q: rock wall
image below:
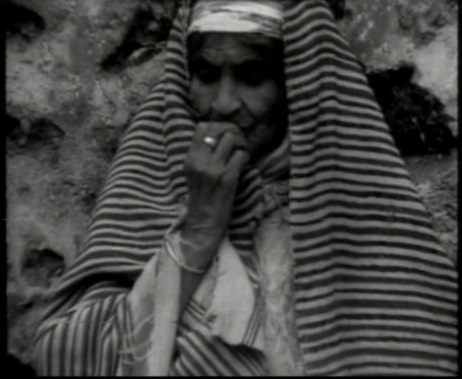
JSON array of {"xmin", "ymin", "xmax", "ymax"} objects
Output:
[{"xmin": 6, "ymin": 0, "xmax": 457, "ymax": 370}]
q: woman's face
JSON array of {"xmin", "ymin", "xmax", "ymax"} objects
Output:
[{"xmin": 188, "ymin": 33, "xmax": 287, "ymax": 161}]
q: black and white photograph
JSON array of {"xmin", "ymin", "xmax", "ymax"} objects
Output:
[{"xmin": 6, "ymin": 0, "xmax": 458, "ymax": 376}]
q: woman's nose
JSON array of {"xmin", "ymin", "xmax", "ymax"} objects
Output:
[{"xmin": 211, "ymin": 76, "xmax": 241, "ymax": 119}]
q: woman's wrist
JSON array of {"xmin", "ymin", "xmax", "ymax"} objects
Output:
[
  {"xmin": 177, "ymin": 223, "xmax": 223, "ymax": 270},
  {"xmin": 164, "ymin": 236, "xmax": 208, "ymax": 274}
]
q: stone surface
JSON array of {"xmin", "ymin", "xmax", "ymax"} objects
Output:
[
  {"xmin": 404, "ymin": 150, "xmax": 458, "ymax": 264},
  {"xmin": 338, "ymin": 0, "xmax": 458, "ymax": 136},
  {"xmin": 366, "ymin": 65, "xmax": 455, "ymax": 156},
  {"xmin": 21, "ymin": 248, "xmax": 65, "ymax": 288},
  {"xmin": 7, "ymin": 0, "xmax": 457, "ymax": 367}
]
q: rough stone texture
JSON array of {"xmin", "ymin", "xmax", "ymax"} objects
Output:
[
  {"xmin": 338, "ymin": 0, "xmax": 458, "ymax": 136},
  {"xmin": 404, "ymin": 150, "xmax": 457, "ymax": 263},
  {"xmin": 6, "ymin": 0, "xmax": 457, "ymax": 369},
  {"xmin": 366, "ymin": 65, "xmax": 455, "ymax": 156}
]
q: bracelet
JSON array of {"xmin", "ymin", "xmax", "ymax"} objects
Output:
[{"xmin": 164, "ymin": 236, "xmax": 207, "ymax": 274}]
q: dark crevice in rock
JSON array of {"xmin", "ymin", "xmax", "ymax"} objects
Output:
[
  {"xmin": 7, "ymin": 116, "xmax": 65, "ymax": 149},
  {"xmin": 29, "ymin": 118, "xmax": 66, "ymax": 142},
  {"xmin": 20, "ymin": 248, "xmax": 65, "ymax": 288},
  {"xmin": 7, "ymin": 114, "xmax": 25, "ymax": 144},
  {"xmin": 101, "ymin": 4, "xmax": 175, "ymax": 72},
  {"xmin": 81, "ymin": 192, "xmax": 98, "ymax": 214},
  {"xmin": 325, "ymin": 0, "xmax": 346, "ymax": 20},
  {"xmin": 366, "ymin": 64, "xmax": 456, "ymax": 156},
  {"xmin": 6, "ymin": 1, "xmax": 45, "ymax": 42}
]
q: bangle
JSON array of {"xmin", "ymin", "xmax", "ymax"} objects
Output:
[{"xmin": 164, "ymin": 236, "xmax": 207, "ymax": 274}]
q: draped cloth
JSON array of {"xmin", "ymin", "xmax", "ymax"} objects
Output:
[
  {"xmin": 33, "ymin": 0, "xmax": 457, "ymax": 375},
  {"xmin": 188, "ymin": 0, "xmax": 283, "ymax": 38}
]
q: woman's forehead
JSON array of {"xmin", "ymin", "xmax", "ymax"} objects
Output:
[{"xmin": 188, "ymin": 33, "xmax": 281, "ymax": 65}]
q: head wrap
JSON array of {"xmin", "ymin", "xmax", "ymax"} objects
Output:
[
  {"xmin": 188, "ymin": 0, "xmax": 283, "ymax": 38},
  {"xmin": 36, "ymin": 0, "xmax": 457, "ymax": 375}
]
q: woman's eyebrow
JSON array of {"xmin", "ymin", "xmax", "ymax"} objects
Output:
[
  {"xmin": 238, "ymin": 59, "xmax": 267, "ymax": 68},
  {"xmin": 237, "ymin": 59, "xmax": 275, "ymax": 74},
  {"xmin": 189, "ymin": 56, "xmax": 217, "ymax": 70}
]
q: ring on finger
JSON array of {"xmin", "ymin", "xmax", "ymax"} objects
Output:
[{"xmin": 203, "ymin": 136, "xmax": 218, "ymax": 148}]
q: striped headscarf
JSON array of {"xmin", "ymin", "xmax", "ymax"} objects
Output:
[{"xmin": 34, "ymin": 0, "xmax": 457, "ymax": 375}]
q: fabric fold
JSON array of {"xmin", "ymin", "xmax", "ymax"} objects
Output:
[{"xmin": 203, "ymin": 237, "xmax": 265, "ymax": 351}]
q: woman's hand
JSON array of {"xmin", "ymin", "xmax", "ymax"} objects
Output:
[{"xmin": 180, "ymin": 121, "xmax": 249, "ymax": 269}]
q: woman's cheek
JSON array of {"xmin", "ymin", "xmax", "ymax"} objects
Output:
[
  {"xmin": 245, "ymin": 85, "xmax": 280, "ymax": 121},
  {"xmin": 190, "ymin": 82, "xmax": 213, "ymax": 116}
]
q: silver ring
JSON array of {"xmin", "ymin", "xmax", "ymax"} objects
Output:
[{"xmin": 203, "ymin": 136, "xmax": 218, "ymax": 148}]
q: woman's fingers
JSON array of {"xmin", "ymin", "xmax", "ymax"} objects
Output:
[
  {"xmin": 188, "ymin": 121, "xmax": 248, "ymax": 185},
  {"xmin": 213, "ymin": 131, "xmax": 248, "ymax": 165},
  {"xmin": 223, "ymin": 149, "xmax": 249, "ymax": 184},
  {"xmin": 184, "ymin": 122, "xmax": 249, "ymax": 238},
  {"xmin": 191, "ymin": 121, "xmax": 247, "ymax": 166},
  {"xmin": 191, "ymin": 122, "xmax": 208, "ymax": 145},
  {"xmin": 197, "ymin": 122, "xmax": 241, "ymax": 148}
]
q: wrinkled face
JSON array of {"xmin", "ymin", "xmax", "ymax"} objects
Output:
[{"xmin": 188, "ymin": 33, "xmax": 287, "ymax": 161}]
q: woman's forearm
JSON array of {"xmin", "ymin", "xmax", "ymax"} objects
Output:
[
  {"xmin": 161, "ymin": 240, "xmax": 207, "ymax": 314},
  {"xmin": 125, "ymin": 228, "xmax": 220, "ymax": 375},
  {"xmin": 168, "ymin": 226, "xmax": 222, "ymax": 314}
]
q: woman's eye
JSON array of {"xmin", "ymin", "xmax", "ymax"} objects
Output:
[
  {"xmin": 193, "ymin": 63, "xmax": 220, "ymax": 84},
  {"xmin": 241, "ymin": 70, "xmax": 267, "ymax": 86},
  {"xmin": 197, "ymin": 70, "xmax": 219, "ymax": 84},
  {"xmin": 239, "ymin": 63, "xmax": 269, "ymax": 86}
]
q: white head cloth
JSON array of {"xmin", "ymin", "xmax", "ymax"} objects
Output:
[{"xmin": 188, "ymin": 0, "xmax": 284, "ymax": 39}]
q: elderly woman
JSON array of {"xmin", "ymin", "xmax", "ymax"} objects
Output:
[{"xmin": 33, "ymin": 0, "xmax": 457, "ymax": 376}]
